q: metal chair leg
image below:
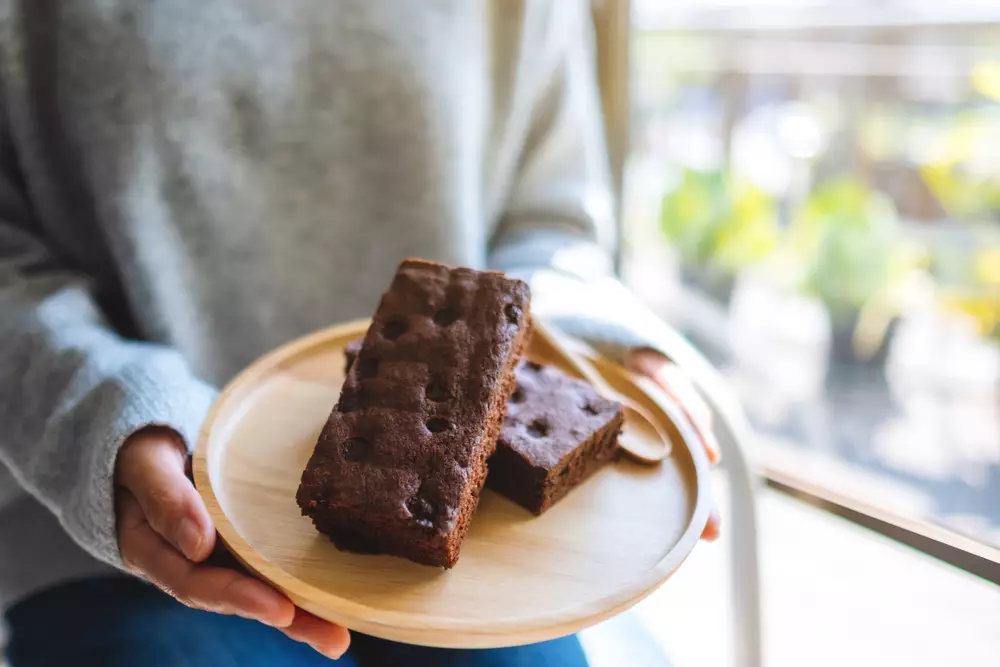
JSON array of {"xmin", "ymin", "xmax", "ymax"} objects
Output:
[
  {"xmin": 639, "ymin": 319, "xmax": 764, "ymax": 667},
  {"xmin": 716, "ymin": 413, "xmax": 763, "ymax": 667}
]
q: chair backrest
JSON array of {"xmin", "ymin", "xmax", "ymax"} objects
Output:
[
  {"xmin": 590, "ymin": 0, "xmax": 630, "ymax": 269},
  {"xmin": 591, "ymin": 0, "xmax": 630, "ymax": 214}
]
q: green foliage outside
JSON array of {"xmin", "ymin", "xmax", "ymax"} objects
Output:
[
  {"xmin": 658, "ymin": 168, "xmax": 780, "ymax": 275},
  {"xmin": 789, "ymin": 178, "xmax": 911, "ymax": 320},
  {"xmin": 659, "ymin": 171, "xmax": 928, "ymax": 322}
]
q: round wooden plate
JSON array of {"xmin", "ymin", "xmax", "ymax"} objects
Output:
[{"xmin": 193, "ymin": 319, "xmax": 711, "ymax": 648}]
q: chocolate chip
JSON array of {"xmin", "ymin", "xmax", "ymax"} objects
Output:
[
  {"xmin": 510, "ymin": 385, "xmax": 525, "ymax": 403},
  {"xmin": 382, "ymin": 318, "xmax": 408, "ymax": 340},
  {"xmin": 425, "ymin": 378, "xmax": 449, "ymax": 402},
  {"xmin": 337, "ymin": 390, "xmax": 361, "ymax": 413},
  {"xmin": 307, "ymin": 490, "xmax": 328, "ymax": 510},
  {"xmin": 406, "ymin": 495, "xmax": 435, "ymax": 527},
  {"xmin": 433, "ymin": 307, "xmax": 459, "ymax": 326},
  {"xmin": 524, "ymin": 361, "xmax": 543, "ymax": 372},
  {"xmin": 425, "ymin": 417, "xmax": 451, "ymax": 434},
  {"xmin": 583, "ymin": 403, "xmax": 599, "ymax": 416},
  {"xmin": 504, "ymin": 303, "xmax": 521, "ymax": 325},
  {"xmin": 527, "ymin": 418, "xmax": 550, "ymax": 437},
  {"xmin": 342, "ymin": 437, "xmax": 369, "ymax": 462}
]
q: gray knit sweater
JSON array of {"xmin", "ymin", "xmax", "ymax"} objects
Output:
[{"xmin": 0, "ymin": 0, "xmax": 659, "ymax": 608}]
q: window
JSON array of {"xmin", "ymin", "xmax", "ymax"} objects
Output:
[{"xmin": 623, "ymin": 0, "xmax": 1000, "ymax": 551}]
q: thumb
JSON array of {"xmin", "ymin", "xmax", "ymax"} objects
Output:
[{"xmin": 116, "ymin": 427, "xmax": 216, "ymax": 562}]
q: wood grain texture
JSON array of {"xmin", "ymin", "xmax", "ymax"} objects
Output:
[{"xmin": 193, "ymin": 320, "xmax": 711, "ymax": 648}]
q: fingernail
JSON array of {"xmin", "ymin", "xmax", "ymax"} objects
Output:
[
  {"xmin": 229, "ymin": 579, "xmax": 281, "ymax": 619},
  {"xmin": 703, "ymin": 431, "xmax": 721, "ymax": 464},
  {"xmin": 314, "ymin": 644, "xmax": 346, "ymax": 660},
  {"xmin": 233, "ymin": 608, "xmax": 278, "ymax": 627},
  {"xmin": 248, "ymin": 612, "xmax": 283, "ymax": 628},
  {"xmin": 175, "ymin": 517, "xmax": 204, "ymax": 560},
  {"xmin": 703, "ymin": 509, "xmax": 722, "ymax": 541}
]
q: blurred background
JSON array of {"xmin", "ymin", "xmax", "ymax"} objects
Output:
[
  {"xmin": 582, "ymin": 0, "xmax": 1000, "ymax": 665},
  {"xmin": 624, "ymin": 0, "xmax": 1000, "ymax": 549}
]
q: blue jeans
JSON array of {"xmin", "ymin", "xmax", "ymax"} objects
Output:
[{"xmin": 3, "ymin": 576, "xmax": 588, "ymax": 667}]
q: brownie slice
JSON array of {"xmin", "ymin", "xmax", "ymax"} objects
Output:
[
  {"xmin": 487, "ymin": 361, "xmax": 624, "ymax": 515},
  {"xmin": 297, "ymin": 259, "xmax": 532, "ymax": 568}
]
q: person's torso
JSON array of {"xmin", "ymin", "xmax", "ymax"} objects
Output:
[
  {"xmin": 0, "ymin": 0, "xmax": 561, "ymax": 558},
  {"xmin": 0, "ymin": 0, "xmax": 549, "ymax": 384}
]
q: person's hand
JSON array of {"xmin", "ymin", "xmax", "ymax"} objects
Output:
[
  {"xmin": 115, "ymin": 427, "xmax": 351, "ymax": 659},
  {"xmin": 625, "ymin": 348, "xmax": 722, "ymax": 541}
]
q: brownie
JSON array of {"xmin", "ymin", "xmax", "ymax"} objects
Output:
[
  {"xmin": 487, "ymin": 361, "xmax": 624, "ymax": 514},
  {"xmin": 297, "ymin": 259, "xmax": 532, "ymax": 568}
]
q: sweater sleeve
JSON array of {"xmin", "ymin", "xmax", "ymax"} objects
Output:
[
  {"xmin": 0, "ymin": 103, "xmax": 217, "ymax": 571},
  {"xmin": 487, "ymin": 0, "xmax": 673, "ymax": 363}
]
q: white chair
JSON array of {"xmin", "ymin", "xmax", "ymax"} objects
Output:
[{"xmin": 640, "ymin": 315, "xmax": 764, "ymax": 667}]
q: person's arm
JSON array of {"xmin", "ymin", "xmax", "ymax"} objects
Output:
[
  {"xmin": 488, "ymin": 0, "xmax": 615, "ymax": 290},
  {"xmin": 488, "ymin": 1, "xmax": 721, "ymax": 539},
  {"xmin": 0, "ymin": 146, "xmax": 217, "ymax": 568},
  {"xmin": 487, "ymin": 0, "xmax": 661, "ymax": 361},
  {"xmin": 0, "ymin": 94, "xmax": 349, "ymax": 657}
]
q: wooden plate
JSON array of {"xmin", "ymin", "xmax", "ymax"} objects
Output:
[{"xmin": 193, "ymin": 320, "xmax": 711, "ymax": 648}]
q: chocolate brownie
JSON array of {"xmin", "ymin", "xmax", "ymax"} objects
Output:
[
  {"xmin": 487, "ymin": 361, "xmax": 624, "ymax": 515},
  {"xmin": 297, "ymin": 259, "xmax": 531, "ymax": 567}
]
